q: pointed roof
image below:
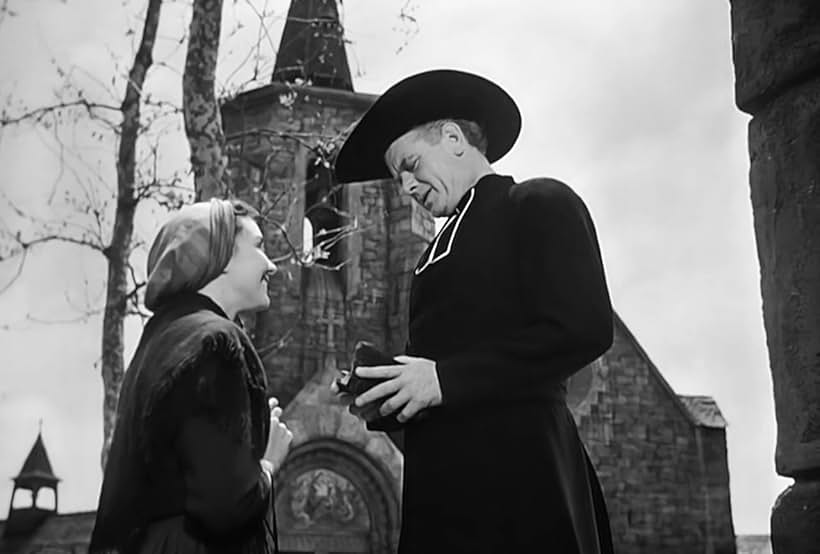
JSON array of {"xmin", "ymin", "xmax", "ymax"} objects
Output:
[
  {"xmin": 272, "ymin": 0, "xmax": 353, "ymax": 91},
  {"xmin": 678, "ymin": 395, "xmax": 728, "ymax": 429},
  {"xmin": 614, "ymin": 313, "xmax": 727, "ymax": 429},
  {"xmin": 13, "ymin": 433, "xmax": 59, "ymax": 488},
  {"xmin": 612, "ymin": 313, "xmax": 721, "ymax": 429}
]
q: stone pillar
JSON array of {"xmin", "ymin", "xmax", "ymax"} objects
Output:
[{"xmin": 729, "ymin": 2, "xmax": 820, "ymax": 552}]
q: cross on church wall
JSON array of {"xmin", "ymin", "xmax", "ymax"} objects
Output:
[{"xmin": 316, "ymin": 309, "xmax": 346, "ymax": 348}]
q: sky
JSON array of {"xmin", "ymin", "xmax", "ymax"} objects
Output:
[{"xmin": 0, "ymin": 0, "xmax": 789, "ymax": 535}]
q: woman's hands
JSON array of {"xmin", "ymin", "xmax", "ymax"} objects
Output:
[{"xmin": 263, "ymin": 397, "xmax": 293, "ymax": 474}]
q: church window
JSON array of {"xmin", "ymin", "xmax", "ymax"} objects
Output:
[{"xmin": 303, "ymin": 155, "xmax": 343, "ymax": 268}]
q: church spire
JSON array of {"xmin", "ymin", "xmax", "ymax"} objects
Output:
[
  {"xmin": 4, "ymin": 430, "xmax": 60, "ymax": 537},
  {"xmin": 13, "ymin": 431, "xmax": 59, "ymax": 489},
  {"xmin": 272, "ymin": 0, "xmax": 353, "ymax": 91}
]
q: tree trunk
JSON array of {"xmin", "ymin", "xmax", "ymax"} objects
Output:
[
  {"xmin": 100, "ymin": 0, "xmax": 163, "ymax": 471},
  {"xmin": 184, "ymin": 0, "xmax": 228, "ymax": 200}
]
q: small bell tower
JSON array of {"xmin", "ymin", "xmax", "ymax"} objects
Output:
[{"xmin": 3, "ymin": 428, "xmax": 60, "ymax": 537}]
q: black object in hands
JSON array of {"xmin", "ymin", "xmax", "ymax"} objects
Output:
[
  {"xmin": 336, "ymin": 341, "xmax": 405, "ymax": 432},
  {"xmin": 336, "ymin": 342, "xmax": 398, "ymax": 395}
]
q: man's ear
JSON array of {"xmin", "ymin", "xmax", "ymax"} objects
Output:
[{"xmin": 440, "ymin": 121, "xmax": 467, "ymax": 156}]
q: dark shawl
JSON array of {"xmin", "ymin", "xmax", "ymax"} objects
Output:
[{"xmin": 89, "ymin": 293, "xmax": 271, "ymax": 553}]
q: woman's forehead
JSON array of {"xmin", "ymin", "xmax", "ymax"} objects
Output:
[{"xmin": 236, "ymin": 216, "xmax": 263, "ymax": 239}]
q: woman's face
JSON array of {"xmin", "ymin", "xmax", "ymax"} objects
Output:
[{"xmin": 222, "ymin": 216, "xmax": 276, "ymax": 314}]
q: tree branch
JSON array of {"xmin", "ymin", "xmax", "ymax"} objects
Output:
[
  {"xmin": 26, "ymin": 310, "xmax": 103, "ymax": 326},
  {"xmin": 0, "ymin": 98, "xmax": 120, "ymax": 127},
  {"xmin": 225, "ymin": 127, "xmax": 341, "ymax": 156},
  {"xmin": 259, "ymin": 212, "xmax": 303, "ymax": 265},
  {"xmin": 2, "ymin": 188, "xmax": 106, "ymax": 247},
  {"xmin": 16, "ymin": 233, "xmax": 106, "ymax": 253},
  {"xmin": 0, "ymin": 247, "xmax": 26, "ymax": 295},
  {"xmin": 256, "ymin": 326, "xmax": 296, "ymax": 356}
]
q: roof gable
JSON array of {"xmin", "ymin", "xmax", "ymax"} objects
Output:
[{"xmin": 612, "ymin": 312, "xmax": 726, "ymax": 429}]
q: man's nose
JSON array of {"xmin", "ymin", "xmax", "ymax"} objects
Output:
[
  {"xmin": 399, "ymin": 172, "xmax": 417, "ymax": 194},
  {"xmin": 266, "ymin": 258, "xmax": 277, "ymax": 274}
]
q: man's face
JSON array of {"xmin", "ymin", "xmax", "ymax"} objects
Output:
[
  {"xmin": 223, "ymin": 216, "xmax": 276, "ymax": 313},
  {"xmin": 385, "ymin": 125, "xmax": 467, "ymax": 217}
]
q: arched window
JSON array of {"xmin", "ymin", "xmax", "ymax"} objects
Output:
[
  {"xmin": 303, "ymin": 155, "xmax": 343, "ymax": 268},
  {"xmin": 302, "ymin": 217, "xmax": 314, "ymax": 255}
]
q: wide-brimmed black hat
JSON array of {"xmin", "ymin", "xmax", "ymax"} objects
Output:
[{"xmin": 334, "ymin": 69, "xmax": 521, "ymax": 183}]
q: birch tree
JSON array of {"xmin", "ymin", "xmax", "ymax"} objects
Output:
[
  {"xmin": 1, "ymin": 0, "xmax": 414, "ymax": 469},
  {"xmin": 0, "ymin": 0, "xmax": 166, "ymax": 470}
]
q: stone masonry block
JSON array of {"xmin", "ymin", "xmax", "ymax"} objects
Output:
[
  {"xmin": 731, "ymin": 0, "xmax": 820, "ymax": 113},
  {"xmin": 748, "ymin": 76, "xmax": 820, "ymax": 475}
]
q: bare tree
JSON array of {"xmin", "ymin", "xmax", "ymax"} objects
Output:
[
  {"xmin": 99, "ymin": 0, "xmax": 163, "ymax": 470},
  {"xmin": 0, "ymin": 0, "xmax": 166, "ymax": 470},
  {"xmin": 184, "ymin": 0, "xmax": 229, "ymax": 199},
  {"xmin": 0, "ymin": 0, "xmax": 337, "ymax": 470},
  {"xmin": 1, "ymin": 0, "xmax": 409, "ymax": 469}
]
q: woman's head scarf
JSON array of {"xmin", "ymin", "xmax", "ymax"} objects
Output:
[{"xmin": 144, "ymin": 199, "xmax": 237, "ymax": 311}]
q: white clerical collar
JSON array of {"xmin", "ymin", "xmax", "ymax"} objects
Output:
[{"xmin": 414, "ymin": 187, "xmax": 475, "ymax": 275}]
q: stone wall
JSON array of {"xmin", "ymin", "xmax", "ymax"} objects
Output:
[
  {"xmin": 221, "ymin": 82, "xmax": 434, "ymax": 408},
  {"xmin": 574, "ymin": 317, "xmax": 735, "ymax": 553},
  {"xmin": 700, "ymin": 426, "xmax": 736, "ymax": 553},
  {"xmin": 222, "ymin": 83, "xmax": 370, "ymax": 406}
]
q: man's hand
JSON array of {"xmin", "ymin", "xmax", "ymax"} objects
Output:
[
  {"xmin": 353, "ymin": 355, "xmax": 442, "ymax": 423},
  {"xmin": 330, "ymin": 371, "xmax": 383, "ymax": 422}
]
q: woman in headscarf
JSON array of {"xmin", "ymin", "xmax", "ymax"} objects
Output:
[{"xmin": 90, "ymin": 199, "xmax": 292, "ymax": 553}]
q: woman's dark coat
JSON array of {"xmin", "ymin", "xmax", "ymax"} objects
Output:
[{"xmin": 90, "ymin": 294, "xmax": 275, "ymax": 553}]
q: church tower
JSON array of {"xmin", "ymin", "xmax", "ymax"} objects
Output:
[
  {"xmin": 271, "ymin": 0, "xmax": 353, "ymax": 90},
  {"xmin": 220, "ymin": 1, "xmax": 434, "ymax": 551},
  {"xmin": 3, "ymin": 430, "xmax": 60, "ymax": 537}
]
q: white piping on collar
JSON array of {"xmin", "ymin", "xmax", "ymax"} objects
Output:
[{"xmin": 414, "ymin": 187, "xmax": 476, "ymax": 275}]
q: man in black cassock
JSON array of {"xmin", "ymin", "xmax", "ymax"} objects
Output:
[{"xmin": 333, "ymin": 69, "xmax": 615, "ymax": 554}]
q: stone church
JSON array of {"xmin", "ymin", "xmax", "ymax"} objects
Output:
[{"xmin": 1, "ymin": 1, "xmax": 737, "ymax": 552}]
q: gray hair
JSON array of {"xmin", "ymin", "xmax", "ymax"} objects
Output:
[{"xmin": 416, "ymin": 119, "xmax": 488, "ymax": 155}]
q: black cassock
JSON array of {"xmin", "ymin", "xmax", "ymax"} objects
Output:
[{"xmin": 398, "ymin": 174, "xmax": 615, "ymax": 554}]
